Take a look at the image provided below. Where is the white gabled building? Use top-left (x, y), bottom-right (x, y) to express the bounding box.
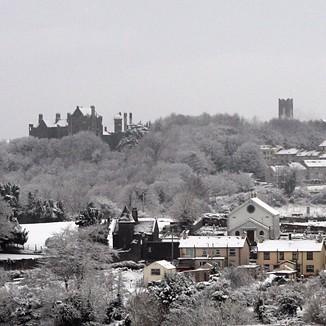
top-left (227, 196), bottom-right (280, 244)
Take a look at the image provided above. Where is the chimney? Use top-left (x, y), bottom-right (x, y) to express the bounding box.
top-left (38, 114), bottom-right (43, 123)
top-left (241, 230), bottom-right (247, 239)
top-left (289, 233), bottom-right (292, 240)
top-left (124, 113), bottom-right (128, 131)
top-left (91, 105), bottom-right (95, 116)
top-left (55, 113), bottom-right (60, 123)
top-left (182, 230), bottom-right (189, 239)
top-left (129, 112), bottom-right (133, 125)
top-left (132, 207), bottom-right (138, 223)
top-left (318, 234), bottom-right (323, 243)
top-left (104, 126), bottom-right (107, 132)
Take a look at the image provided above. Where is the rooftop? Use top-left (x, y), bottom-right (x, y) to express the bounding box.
top-left (179, 235), bottom-right (247, 248)
top-left (257, 239), bottom-right (324, 252)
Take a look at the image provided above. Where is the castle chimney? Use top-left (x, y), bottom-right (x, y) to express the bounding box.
top-left (38, 114), bottom-right (43, 123)
top-left (132, 207), bottom-right (138, 223)
top-left (55, 113), bottom-right (60, 123)
top-left (124, 113), bottom-right (128, 131)
top-left (91, 105), bottom-right (95, 116)
top-left (129, 113), bottom-right (133, 125)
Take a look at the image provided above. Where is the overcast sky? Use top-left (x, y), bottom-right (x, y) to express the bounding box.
top-left (1, 0), bottom-right (326, 139)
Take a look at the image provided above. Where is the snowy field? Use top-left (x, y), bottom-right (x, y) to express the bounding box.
top-left (21, 221), bottom-right (77, 251)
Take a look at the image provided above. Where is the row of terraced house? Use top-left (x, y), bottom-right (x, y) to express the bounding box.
top-left (261, 142), bottom-right (326, 184)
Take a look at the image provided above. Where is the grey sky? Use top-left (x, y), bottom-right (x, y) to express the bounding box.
top-left (1, 0), bottom-right (326, 139)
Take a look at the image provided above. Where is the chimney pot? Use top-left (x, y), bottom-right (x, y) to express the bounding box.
top-left (38, 114), bottom-right (43, 123)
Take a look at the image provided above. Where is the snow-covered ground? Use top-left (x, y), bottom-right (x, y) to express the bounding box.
top-left (21, 221), bottom-right (77, 251)
top-left (278, 204), bottom-right (326, 217)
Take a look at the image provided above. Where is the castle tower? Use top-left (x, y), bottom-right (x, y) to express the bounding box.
top-left (114, 113), bottom-right (123, 133)
top-left (278, 98), bottom-right (293, 119)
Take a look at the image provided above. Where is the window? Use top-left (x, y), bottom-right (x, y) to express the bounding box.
top-left (235, 231), bottom-right (240, 236)
top-left (151, 269), bottom-right (160, 275)
top-left (215, 249), bottom-right (220, 257)
top-left (263, 252), bottom-right (270, 260)
top-left (185, 248), bottom-right (194, 257)
top-left (259, 231), bottom-right (264, 236)
top-left (202, 248), bottom-right (207, 256)
top-left (306, 265), bottom-right (314, 273)
top-left (229, 248), bottom-right (236, 256)
top-left (279, 252), bottom-right (284, 260)
top-left (247, 205), bottom-right (255, 213)
top-left (292, 252), bottom-right (297, 260)
top-left (148, 247), bottom-right (152, 253)
top-left (307, 252), bottom-right (314, 260)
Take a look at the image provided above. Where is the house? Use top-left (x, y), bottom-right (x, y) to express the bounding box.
top-left (181, 263), bottom-right (213, 282)
top-left (227, 195), bottom-right (280, 244)
top-left (257, 237), bottom-right (326, 277)
top-left (303, 160), bottom-right (326, 183)
top-left (112, 207), bottom-right (160, 261)
top-left (143, 260), bottom-right (176, 286)
top-left (265, 163), bottom-right (306, 185)
top-left (260, 145), bottom-right (283, 162)
top-left (294, 150), bottom-right (321, 162)
top-left (267, 260), bottom-right (297, 281)
top-left (178, 234), bottom-right (250, 270)
top-left (274, 148), bottom-right (301, 164)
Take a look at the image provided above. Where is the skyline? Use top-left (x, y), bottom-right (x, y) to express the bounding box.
top-left (1, 0), bottom-right (326, 139)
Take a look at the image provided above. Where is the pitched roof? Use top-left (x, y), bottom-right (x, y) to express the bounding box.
top-left (304, 160), bottom-right (326, 168)
top-left (257, 239), bottom-right (324, 252)
top-left (275, 148), bottom-right (300, 155)
top-left (250, 197), bottom-right (279, 216)
top-left (155, 260), bottom-right (176, 269)
top-left (134, 219), bottom-right (156, 235)
top-left (179, 236), bottom-right (247, 248)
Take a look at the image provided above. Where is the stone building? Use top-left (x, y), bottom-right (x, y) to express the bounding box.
top-left (278, 98), bottom-right (293, 119)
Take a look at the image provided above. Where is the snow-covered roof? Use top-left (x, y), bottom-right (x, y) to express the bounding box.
top-left (179, 236), bottom-right (247, 248)
top-left (318, 153), bottom-right (326, 159)
top-left (154, 260), bottom-right (176, 269)
top-left (296, 150), bottom-right (320, 157)
top-left (38, 119), bottom-right (67, 128)
top-left (319, 140), bottom-right (326, 147)
top-left (275, 148), bottom-right (300, 155)
top-left (134, 219), bottom-right (156, 235)
top-left (287, 162), bottom-right (306, 170)
top-left (269, 165), bottom-right (286, 173)
top-left (114, 113), bottom-right (122, 120)
top-left (257, 239), bottom-right (324, 252)
top-left (250, 197), bottom-right (279, 216)
top-left (304, 160), bottom-right (326, 168)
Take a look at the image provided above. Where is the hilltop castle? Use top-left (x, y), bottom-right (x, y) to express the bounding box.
top-left (29, 106), bottom-right (147, 149)
top-left (278, 98), bottom-right (293, 119)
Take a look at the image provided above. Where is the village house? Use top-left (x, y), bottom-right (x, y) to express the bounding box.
top-left (112, 207), bottom-right (160, 261)
top-left (274, 148), bottom-right (301, 164)
top-left (143, 260), bottom-right (176, 286)
top-left (302, 160), bottom-right (326, 183)
top-left (178, 234), bottom-right (250, 270)
top-left (227, 195), bottom-right (280, 244)
top-left (265, 163), bottom-right (306, 185)
top-left (257, 236), bottom-right (326, 277)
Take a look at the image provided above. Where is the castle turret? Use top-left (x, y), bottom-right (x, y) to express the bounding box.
top-left (114, 113), bottom-right (123, 133)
